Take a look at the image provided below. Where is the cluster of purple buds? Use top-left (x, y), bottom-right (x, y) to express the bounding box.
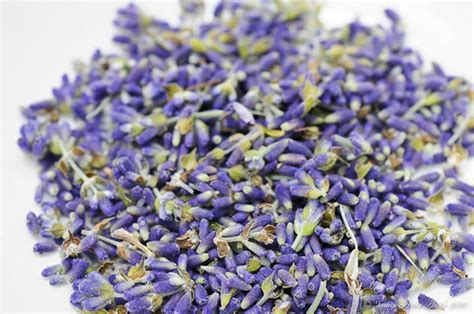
top-left (20, 1), bottom-right (474, 313)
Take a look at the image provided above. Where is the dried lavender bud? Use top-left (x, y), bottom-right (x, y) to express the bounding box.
top-left (418, 293), bottom-right (440, 310)
top-left (18, 1), bottom-right (474, 313)
top-left (450, 278), bottom-right (474, 297)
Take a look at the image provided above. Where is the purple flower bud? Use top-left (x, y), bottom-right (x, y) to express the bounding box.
top-left (422, 265), bottom-right (441, 287)
top-left (387, 116), bottom-right (416, 133)
top-left (382, 215), bottom-right (406, 234)
top-left (241, 285), bottom-right (262, 309)
top-left (188, 253), bottom-right (209, 268)
top-left (201, 292), bottom-right (219, 314)
top-left (364, 198), bottom-right (380, 225)
top-left (69, 259), bottom-right (89, 281)
top-left (292, 274), bottom-right (309, 299)
top-left (415, 242), bottom-right (430, 271)
top-left (326, 182), bottom-right (344, 201)
top-left (325, 109), bottom-right (355, 124)
top-left (147, 241), bottom-right (180, 258)
top-left (456, 233), bottom-right (474, 253)
top-left (33, 241), bottom-right (57, 254)
top-left (447, 178), bottom-right (474, 195)
top-left (450, 278), bottom-right (474, 296)
top-left (313, 255), bottom-right (331, 281)
top-left (446, 203), bottom-right (472, 216)
top-left (194, 283), bottom-right (208, 305)
top-left (26, 211), bottom-right (40, 234)
top-left (384, 268), bottom-right (399, 294)
top-left (338, 192), bottom-right (359, 206)
top-left (359, 268), bottom-right (375, 288)
top-left (124, 284), bottom-right (153, 300)
top-left (125, 296), bottom-right (152, 313)
top-left (438, 272), bottom-right (462, 285)
top-left (418, 293), bottom-right (440, 309)
top-left (236, 266), bottom-right (255, 284)
top-left (331, 281), bottom-right (351, 302)
top-left (277, 269), bottom-right (297, 287)
top-left (374, 300), bottom-right (397, 313)
top-left (380, 245), bottom-right (393, 273)
top-left (227, 272), bottom-right (252, 291)
top-left (372, 201), bottom-right (391, 227)
top-left (220, 224), bottom-right (244, 237)
top-left (321, 248), bottom-right (341, 261)
top-left (234, 250), bottom-right (251, 265)
top-left (360, 224), bottom-right (378, 251)
top-left (275, 184), bottom-right (292, 210)
top-left (276, 253), bottom-right (297, 265)
top-left (362, 294), bottom-right (386, 306)
top-left (221, 297), bottom-right (241, 314)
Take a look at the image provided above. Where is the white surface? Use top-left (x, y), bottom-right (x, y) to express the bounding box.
top-left (1, 0), bottom-right (473, 312)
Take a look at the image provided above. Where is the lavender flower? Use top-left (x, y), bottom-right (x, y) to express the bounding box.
top-left (18, 1), bottom-right (474, 312)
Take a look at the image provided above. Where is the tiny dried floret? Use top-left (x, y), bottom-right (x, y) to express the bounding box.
top-left (19, 1), bottom-right (474, 313)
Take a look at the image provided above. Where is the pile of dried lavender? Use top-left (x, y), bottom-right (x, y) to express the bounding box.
top-left (19, 1), bottom-right (474, 313)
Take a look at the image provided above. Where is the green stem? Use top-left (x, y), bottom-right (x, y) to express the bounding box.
top-left (161, 110), bottom-right (226, 128)
top-left (349, 294), bottom-right (360, 314)
top-left (81, 230), bottom-right (122, 247)
top-left (395, 245), bottom-right (424, 276)
top-left (291, 232), bottom-right (304, 251)
top-left (58, 139), bottom-right (98, 194)
top-left (256, 294), bottom-right (270, 307)
top-left (220, 236), bottom-right (243, 243)
top-left (86, 97), bottom-right (110, 120)
top-left (306, 280), bottom-right (326, 314)
top-left (339, 205), bottom-right (358, 250)
top-left (448, 105), bottom-right (473, 145)
top-left (223, 127), bottom-right (263, 155)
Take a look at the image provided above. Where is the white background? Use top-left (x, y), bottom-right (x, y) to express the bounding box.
top-left (1, 0), bottom-right (473, 312)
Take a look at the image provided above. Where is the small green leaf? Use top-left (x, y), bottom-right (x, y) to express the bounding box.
top-left (153, 197), bottom-right (161, 212)
top-left (99, 282), bottom-right (115, 300)
top-left (320, 178), bottom-right (331, 194)
top-left (272, 300), bottom-right (291, 314)
top-left (228, 164), bottom-right (248, 181)
top-left (210, 148), bottom-right (225, 160)
top-left (316, 153), bottom-right (338, 171)
top-left (301, 223), bottom-right (316, 236)
top-left (264, 128), bottom-right (285, 138)
top-left (301, 81), bottom-right (321, 115)
top-left (49, 223), bottom-right (65, 238)
top-left (299, 171), bottom-right (315, 187)
top-left (428, 189), bottom-right (444, 206)
top-left (410, 137), bottom-right (424, 152)
top-left (304, 96), bottom-right (318, 115)
top-left (246, 258), bottom-right (261, 273)
top-left (327, 44), bottom-right (345, 59)
top-left (189, 38), bottom-right (207, 53)
top-left (150, 112), bottom-right (167, 127)
top-left (180, 149), bottom-right (197, 171)
top-left (130, 123), bottom-right (144, 136)
top-left (49, 141), bottom-right (62, 155)
top-left (176, 117), bottom-right (194, 134)
top-left (288, 263), bottom-right (296, 275)
top-left (422, 93), bottom-right (441, 106)
top-left (164, 83), bottom-right (183, 99)
top-left (355, 162), bottom-right (373, 179)
top-left (261, 273), bottom-right (275, 295)
top-left (305, 188), bottom-right (324, 199)
top-left (220, 289), bottom-right (234, 309)
top-left (151, 295), bottom-right (163, 311)
top-left (238, 38), bottom-right (249, 58)
top-left (251, 37), bottom-right (271, 55)
top-left (302, 81), bottom-right (321, 100)
top-left (127, 259), bottom-right (146, 280)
